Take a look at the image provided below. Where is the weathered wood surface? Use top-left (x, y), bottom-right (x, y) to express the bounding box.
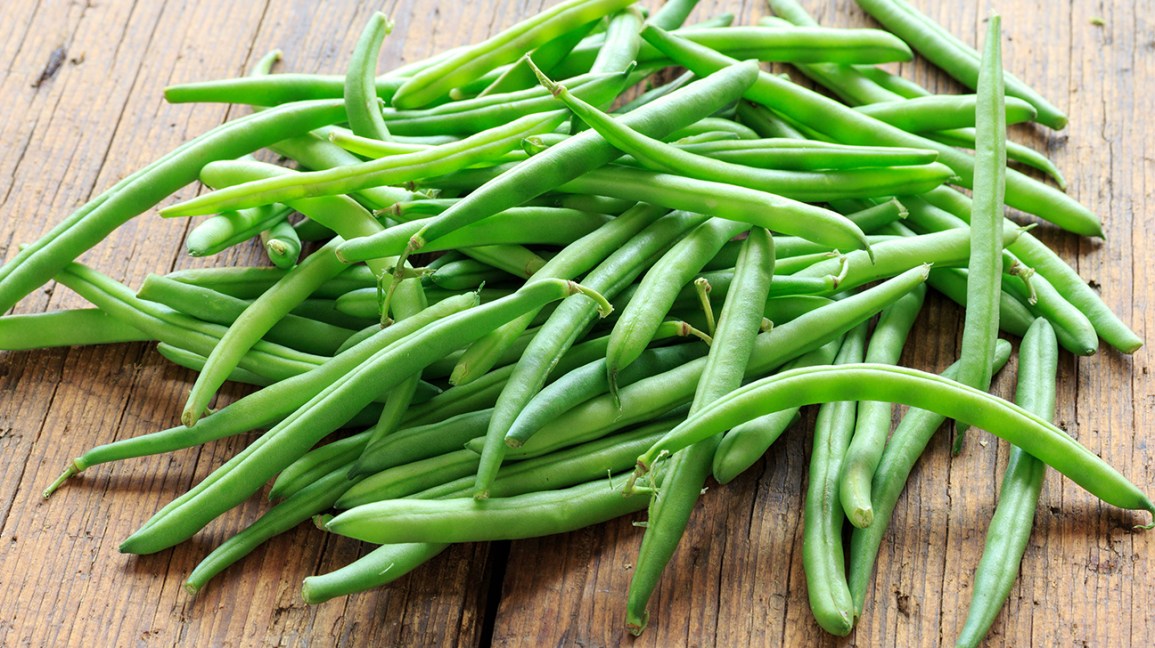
top-left (0, 0), bottom-right (1150, 646)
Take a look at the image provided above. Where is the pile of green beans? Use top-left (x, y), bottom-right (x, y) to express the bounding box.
top-left (1, 0), bottom-right (1149, 644)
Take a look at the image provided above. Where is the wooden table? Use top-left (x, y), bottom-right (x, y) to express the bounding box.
top-left (1, 1), bottom-right (1151, 645)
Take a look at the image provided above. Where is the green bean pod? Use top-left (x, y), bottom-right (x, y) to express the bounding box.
top-left (473, 210), bottom-right (707, 498)
top-left (505, 342), bottom-right (706, 448)
top-left (803, 322), bottom-right (868, 636)
top-left (0, 309), bottom-right (149, 350)
top-left (607, 218), bottom-right (750, 388)
top-left (542, 68), bottom-right (953, 205)
top-left (185, 465), bottom-right (362, 595)
top-left (626, 227), bottom-right (775, 635)
top-left (953, 16), bottom-right (1007, 452)
top-left (711, 338), bottom-right (841, 485)
top-left (161, 110), bottom-right (566, 217)
top-left (0, 99), bottom-right (346, 314)
top-left (118, 279), bottom-right (607, 554)
top-left (407, 60), bottom-right (761, 256)
top-left (635, 361), bottom-right (1154, 517)
top-left (326, 472), bottom-right (649, 544)
top-left (390, 0), bottom-right (636, 108)
top-left (853, 93), bottom-right (1036, 132)
top-left (344, 12), bottom-right (393, 141)
top-left (639, 25), bottom-right (1102, 238)
top-left (956, 318), bottom-right (1056, 647)
top-left (337, 207), bottom-right (613, 262)
top-left (180, 239), bottom-right (351, 426)
top-left (838, 283), bottom-right (926, 527)
top-left (269, 430), bottom-right (371, 501)
top-left (186, 203), bottom-right (294, 258)
top-left (919, 186), bottom-right (1140, 353)
top-left (260, 217), bottom-right (303, 269)
top-left (853, 0), bottom-right (1068, 129)
top-left (494, 266), bottom-right (929, 462)
top-left (41, 293), bottom-right (478, 497)
top-left (137, 274), bottom-right (356, 356)
top-left (448, 203), bottom-right (667, 386)
top-left (846, 342), bottom-right (1013, 614)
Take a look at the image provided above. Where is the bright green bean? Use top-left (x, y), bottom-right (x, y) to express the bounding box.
top-left (956, 318), bottom-right (1056, 647)
top-left (839, 284), bottom-right (926, 527)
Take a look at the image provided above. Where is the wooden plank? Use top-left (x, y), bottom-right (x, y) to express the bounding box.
top-left (0, 0), bottom-right (1152, 646)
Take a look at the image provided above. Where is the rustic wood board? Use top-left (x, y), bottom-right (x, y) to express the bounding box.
top-left (0, 0), bottom-right (1150, 646)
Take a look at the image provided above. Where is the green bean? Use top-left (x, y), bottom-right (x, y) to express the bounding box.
top-left (647, 0), bottom-right (701, 30)
top-left (353, 409), bottom-right (494, 478)
top-left (607, 218), bottom-right (749, 389)
top-left (338, 449), bottom-right (483, 509)
top-left (711, 338), bottom-right (841, 485)
top-left (152, 343), bottom-right (283, 388)
top-left (899, 194), bottom-right (1098, 355)
top-left (180, 239), bottom-right (350, 426)
top-left (846, 342), bottom-right (1014, 614)
top-left (506, 342), bottom-right (706, 449)
top-left (344, 12), bottom-right (393, 141)
top-left (186, 203), bottom-right (294, 258)
top-left (391, 0), bottom-right (635, 108)
top-left (639, 25), bottom-right (1103, 238)
top-left (325, 471), bottom-right (649, 544)
top-left (0, 309), bottom-right (149, 350)
top-left (138, 275), bottom-right (355, 356)
top-left (673, 140), bottom-right (939, 171)
top-left (924, 266), bottom-right (1034, 339)
top-left (735, 101), bottom-right (808, 139)
top-left (473, 209), bottom-right (708, 498)
top-left (854, 94), bottom-right (1037, 132)
top-left (475, 17), bottom-right (601, 96)
top-left (754, 16), bottom-right (901, 108)
top-left (354, 277), bottom-right (430, 478)
top-left (921, 128), bottom-right (1068, 190)
top-left (421, 161), bottom-right (873, 255)
top-left (0, 99), bottom-right (346, 314)
top-left (269, 430), bottom-right (371, 501)
top-left (789, 227), bottom-right (1023, 295)
top-left (335, 286), bottom-right (516, 321)
top-left (259, 218), bottom-right (302, 269)
top-left (839, 284), bottom-right (926, 528)
top-left (449, 202), bottom-right (669, 386)
top-left (626, 227), bottom-right (775, 635)
top-left (853, 0), bottom-right (1067, 129)
top-left (802, 322), bottom-right (868, 636)
top-left (953, 17), bottom-right (1007, 453)
top-left (164, 74), bottom-right (399, 106)
top-left (53, 261), bottom-right (327, 381)
top-left (494, 266), bottom-right (929, 462)
top-left (919, 186), bottom-right (1139, 353)
top-left (118, 279), bottom-right (610, 554)
top-left (301, 543), bottom-right (447, 604)
top-left (423, 259), bottom-right (512, 291)
top-left (302, 420), bottom-right (672, 604)
top-left (161, 110), bottom-right (566, 217)
top-left (956, 318), bottom-right (1056, 647)
top-left (41, 292), bottom-right (477, 497)
top-left (557, 25), bottom-right (915, 78)
top-left (185, 465), bottom-right (361, 594)
top-left (588, 7), bottom-right (644, 74)
top-left (337, 207), bottom-right (612, 263)
top-left (636, 360), bottom-right (1155, 518)
top-left (268, 128), bottom-right (424, 211)
top-left (383, 72), bottom-right (629, 137)
top-left (405, 60), bottom-right (761, 265)
top-left (538, 65), bottom-right (927, 235)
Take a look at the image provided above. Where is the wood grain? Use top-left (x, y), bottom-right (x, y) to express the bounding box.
top-left (1, 0), bottom-right (1151, 646)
